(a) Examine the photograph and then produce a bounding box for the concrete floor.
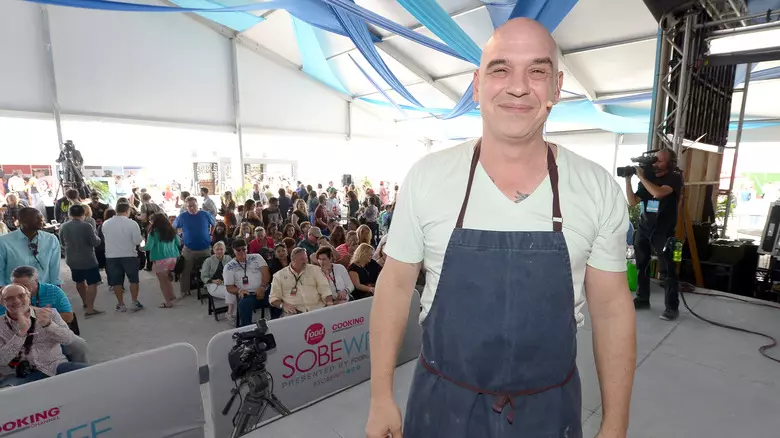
[59,266,780,438]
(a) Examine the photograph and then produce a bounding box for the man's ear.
[553,70,564,105]
[472,70,480,103]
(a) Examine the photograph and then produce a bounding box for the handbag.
[173,255,186,275]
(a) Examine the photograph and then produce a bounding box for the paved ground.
[59,266,780,438]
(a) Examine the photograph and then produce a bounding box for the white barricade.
[206,292,422,438]
[0,343,205,438]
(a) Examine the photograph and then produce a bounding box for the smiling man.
[366,18,636,438]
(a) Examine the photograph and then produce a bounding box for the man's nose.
[505,70,531,98]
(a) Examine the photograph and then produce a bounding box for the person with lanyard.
[224,239,270,327]
[0,207,61,289]
[269,247,333,317]
[366,19,636,438]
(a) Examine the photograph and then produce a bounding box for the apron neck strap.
[456,139,563,232]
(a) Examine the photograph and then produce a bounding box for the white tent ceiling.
[1,0,779,142]
[233,0,780,137]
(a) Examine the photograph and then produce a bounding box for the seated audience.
[212,221,230,248]
[282,237,297,255]
[316,246,353,305]
[291,199,308,229]
[59,204,102,317]
[5,266,88,363]
[269,247,333,317]
[347,217,359,232]
[297,226,321,257]
[330,225,346,249]
[249,227,274,256]
[0,285,86,387]
[201,241,236,321]
[267,244,290,275]
[336,230,359,266]
[349,243,381,300]
[224,239,270,327]
[143,214,182,308]
[282,223,298,243]
[299,221,312,239]
[357,224,373,247]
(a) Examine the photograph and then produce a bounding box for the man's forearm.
[624,180,639,207]
[591,297,636,435]
[369,283,412,400]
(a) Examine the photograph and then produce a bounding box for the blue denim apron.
[404,141,581,438]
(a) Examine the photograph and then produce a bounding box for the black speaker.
[759,202,780,255]
[341,174,352,187]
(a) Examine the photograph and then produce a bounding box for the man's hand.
[15,313,32,335]
[254,286,266,299]
[282,303,297,314]
[366,397,402,438]
[37,305,53,328]
[212,279,223,285]
[238,288,250,298]
[635,166,645,179]
[337,290,348,301]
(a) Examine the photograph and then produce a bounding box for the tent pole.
[230,37,245,190]
[40,5,63,148]
[721,62,752,237]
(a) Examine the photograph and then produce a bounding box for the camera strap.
[6,316,36,367]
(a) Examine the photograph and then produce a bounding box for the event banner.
[0,343,205,438]
[206,292,422,438]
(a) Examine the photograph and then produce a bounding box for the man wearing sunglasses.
[0,208,61,290]
[224,239,270,327]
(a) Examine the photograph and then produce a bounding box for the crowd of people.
[0,177,397,386]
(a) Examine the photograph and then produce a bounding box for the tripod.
[223,370,291,438]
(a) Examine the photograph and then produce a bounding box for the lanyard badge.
[290,267,303,296]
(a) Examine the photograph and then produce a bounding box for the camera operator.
[624,148,683,321]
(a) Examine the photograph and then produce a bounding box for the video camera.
[223,320,290,437]
[228,320,277,381]
[616,151,658,178]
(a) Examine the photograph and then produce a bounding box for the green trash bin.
[626,259,638,292]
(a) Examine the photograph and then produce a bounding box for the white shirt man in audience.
[269,247,333,316]
[0,284,86,387]
[101,202,143,312]
[366,18,635,438]
[224,239,270,327]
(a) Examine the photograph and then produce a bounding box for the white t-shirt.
[384,140,628,326]
[224,254,269,292]
[101,215,143,259]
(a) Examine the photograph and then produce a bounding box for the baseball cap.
[309,227,323,238]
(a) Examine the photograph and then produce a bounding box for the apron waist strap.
[419,353,577,425]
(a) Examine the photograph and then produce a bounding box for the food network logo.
[305,323,326,345]
[331,317,365,333]
[1,407,61,436]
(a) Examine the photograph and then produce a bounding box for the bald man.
[366,19,635,438]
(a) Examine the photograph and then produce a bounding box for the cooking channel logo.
[1,407,60,436]
[280,318,369,388]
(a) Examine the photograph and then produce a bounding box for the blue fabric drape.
[482,1,516,29]
[330,2,422,107]
[291,15,349,93]
[349,56,406,116]
[169,0,262,32]
[395,0,483,119]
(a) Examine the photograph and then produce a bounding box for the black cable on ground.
[678,281,780,364]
